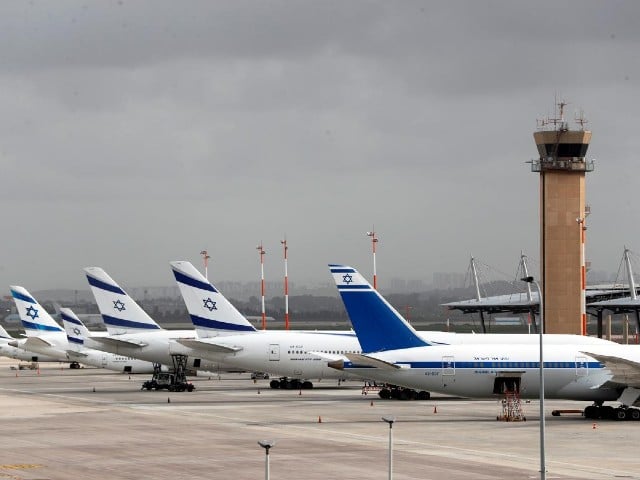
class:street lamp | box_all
[381,416,395,480]
[257,440,276,480]
[521,275,546,480]
[366,228,379,290]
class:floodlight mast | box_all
[366,228,379,290]
[281,237,289,330]
[200,250,211,280]
[257,243,266,330]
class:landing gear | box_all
[269,377,314,389]
[377,385,430,401]
[69,362,81,369]
[141,356,195,392]
[583,403,640,421]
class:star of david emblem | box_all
[73,327,81,336]
[202,297,217,311]
[342,273,353,284]
[26,306,39,320]
[113,300,126,312]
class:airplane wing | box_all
[345,353,402,371]
[89,336,147,349]
[66,350,89,358]
[582,351,640,388]
[308,351,348,370]
[23,337,55,348]
[176,338,242,354]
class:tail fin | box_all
[170,261,257,338]
[0,324,13,340]
[60,308,90,349]
[329,264,429,352]
[10,286,64,336]
[84,267,162,334]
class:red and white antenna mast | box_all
[257,243,266,330]
[200,250,211,280]
[366,228,379,290]
[577,206,590,335]
[281,237,290,330]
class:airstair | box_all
[497,390,526,421]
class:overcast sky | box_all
[2,1,640,293]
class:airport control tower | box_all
[531,102,593,334]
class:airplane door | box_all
[575,356,588,377]
[101,354,108,368]
[442,356,455,376]
[269,344,280,362]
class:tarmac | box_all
[0,359,638,480]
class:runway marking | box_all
[0,464,43,469]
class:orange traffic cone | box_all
[318,416,322,423]
[299,390,302,396]
[433,405,438,414]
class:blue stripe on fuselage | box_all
[344,360,603,369]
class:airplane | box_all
[60,308,159,374]
[170,260,614,390]
[171,260,358,388]
[9,286,80,366]
[84,267,235,379]
[327,264,640,420]
[0,324,60,363]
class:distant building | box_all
[432,272,465,290]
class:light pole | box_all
[381,416,395,480]
[258,440,275,480]
[257,243,266,330]
[522,275,546,480]
[366,228,379,290]
[281,237,289,330]
[200,250,210,280]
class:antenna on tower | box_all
[575,109,589,130]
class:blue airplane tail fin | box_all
[10,286,64,336]
[329,264,429,352]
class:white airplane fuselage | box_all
[87,329,234,372]
[191,330,361,381]
[341,342,637,402]
[13,333,71,362]
[67,347,159,373]
[0,339,61,363]
[184,331,615,382]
